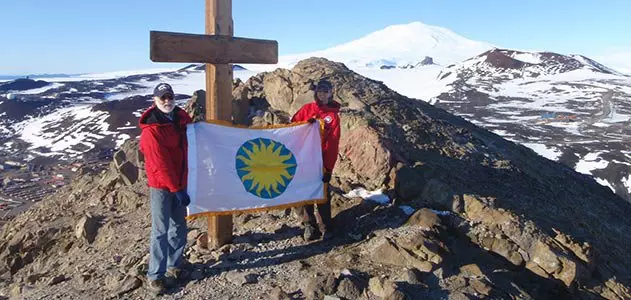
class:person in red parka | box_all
[291,78,341,241]
[139,83,192,295]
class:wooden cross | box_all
[150,0,278,248]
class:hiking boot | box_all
[303,223,320,241]
[163,275,177,289]
[165,266,191,286]
[321,231,334,241]
[146,278,166,295]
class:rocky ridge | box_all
[0,58,630,299]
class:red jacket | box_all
[139,106,192,192]
[291,100,341,173]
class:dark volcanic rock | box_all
[484,49,525,69]
[0,98,56,123]
[419,56,434,66]
[0,79,50,92]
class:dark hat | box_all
[315,79,333,91]
[153,83,174,98]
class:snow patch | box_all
[575,152,609,175]
[17,105,100,152]
[595,178,615,192]
[115,134,131,148]
[353,65,452,101]
[10,104,124,158]
[491,129,517,137]
[512,52,542,64]
[14,83,64,95]
[344,188,390,204]
[624,174,631,193]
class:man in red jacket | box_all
[292,79,341,241]
[139,83,192,295]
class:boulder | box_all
[335,277,364,300]
[369,237,434,272]
[75,214,98,244]
[118,161,138,185]
[406,208,441,231]
[421,179,456,210]
[112,150,126,169]
[301,273,338,300]
[337,126,393,188]
[393,164,426,201]
[368,276,397,297]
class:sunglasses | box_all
[159,95,174,101]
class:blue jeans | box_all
[147,188,187,281]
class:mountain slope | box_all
[431,48,631,202]
[0,68,207,161]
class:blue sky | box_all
[1,0,630,75]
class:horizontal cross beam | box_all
[150,31,278,64]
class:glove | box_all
[307,117,317,124]
[322,172,332,184]
[175,190,190,207]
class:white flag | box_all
[186,121,325,217]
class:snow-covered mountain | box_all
[249,21,494,70]
[431,48,631,201]
[0,66,258,162]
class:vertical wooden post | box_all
[205,0,234,248]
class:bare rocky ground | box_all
[0,153,584,300]
[1,58,631,299]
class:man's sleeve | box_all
[141,128,181,192]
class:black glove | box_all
[175,190,190,206]
[307,117,317,124]
[322,172,332,183]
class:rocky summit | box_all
[1,58,630,299]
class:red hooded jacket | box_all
[291,100,341,173]
[139,106,192,192]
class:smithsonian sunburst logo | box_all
[235,138,297,199]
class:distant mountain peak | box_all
[444,48,624,79]
[277,21,494,69]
